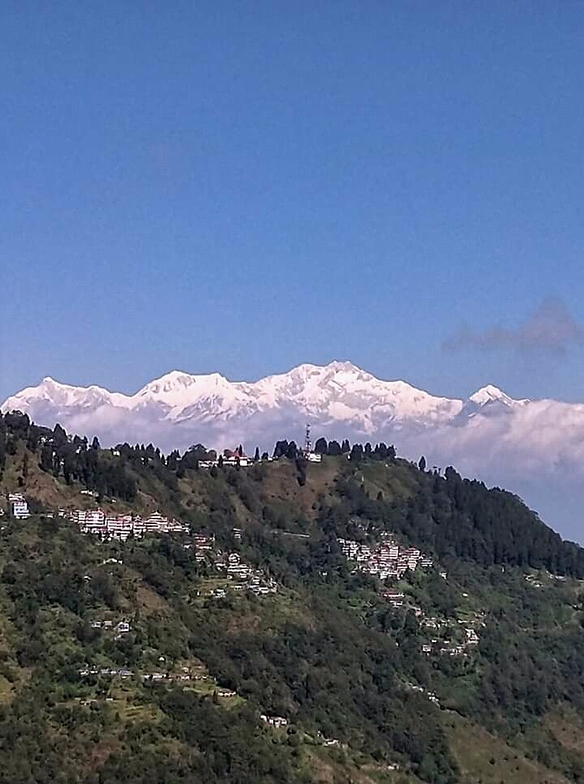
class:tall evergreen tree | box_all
[327,440,342,456]
[314,437,328,455]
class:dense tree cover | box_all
[181,597,456,781]
[99,693,307,784]
[0,677,308,784]
[0,515,460,784]
[316,461,584,578]
[4,414,584,781]
[1,412,139,501]
[0,412,213,505]
[0,520,305,784]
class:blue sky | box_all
[2,1,584,402]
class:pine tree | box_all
[327,440,342,456]
[273,440,289,458]
[285,441,298,460]
[314,437,328,455]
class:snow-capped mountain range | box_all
[3,361,584,537]
[0,362,506,445]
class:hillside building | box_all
[8,494,30,519]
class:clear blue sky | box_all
[3,0,584,402]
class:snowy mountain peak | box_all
[134,370,240,411]
[470,385,509,405]
[267,361,369,383]
[326,360,364,373]
[2,376,125,413]
[139,371,203,395]
[39,376,84,391]
[468,385,528,408]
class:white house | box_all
[261,714,289,728]
[12,499,30,519]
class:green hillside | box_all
[1,411,584,783]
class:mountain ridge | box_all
[3,362,584,540]
[3,361,518,424]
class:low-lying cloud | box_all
[443,297,584,354]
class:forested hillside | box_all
[1,411,584,783]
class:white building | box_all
[11,498,30,519]
[261,714,288,728]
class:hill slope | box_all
[2,412,584,783]
[5,362,584,539]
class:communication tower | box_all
[304,423,311,454]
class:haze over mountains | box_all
[3,361,584,539]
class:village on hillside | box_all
[337,533,485,659]
[1,427,488,666]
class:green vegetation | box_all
[1,412,584,782]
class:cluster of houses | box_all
[140,671,212,684]
[187,533,278,596]
[188,532,216,559]
[77,667,201,683]
[199,448,253,469]
[260,714,289,729]
[89,619,131,635]
[3,493,30,519]
[76,662,286,727]
[209,574,278,599]
[77,661,241,699]
[525,573,545,589]
[198,445,322,470]
[382,589,407,608]
[71,509,188,540]
[209,554,278,598]
[420,615,483,657]
[338,534,433,580]
[524,571,567,589]
[76,663,308,739]
[218,550,278,596]
[404,682,440,705]
[260,715,342,742]
[78,666,134,679]
[220,551,270,582]
[378,593,484,658]
[336,531,484,659]
[375,587,484,658]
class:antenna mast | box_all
[304,423,311,454]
